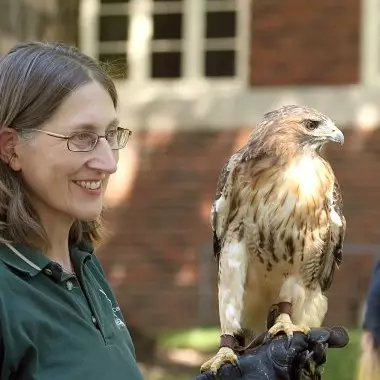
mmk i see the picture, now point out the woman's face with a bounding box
[14,81,119,225]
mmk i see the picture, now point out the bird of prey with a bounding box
[200,105,346,374]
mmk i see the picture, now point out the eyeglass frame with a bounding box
[16,127,133,152]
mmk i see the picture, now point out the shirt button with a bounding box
[91,316,97,324]
[44,268,53,276]
[66,281,73,291]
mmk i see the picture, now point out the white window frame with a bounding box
[361,0,380,85]
[79,0,251,91]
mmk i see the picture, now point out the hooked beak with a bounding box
[327,128,344,145]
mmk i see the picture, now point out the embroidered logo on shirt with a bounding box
[99,288,126,329]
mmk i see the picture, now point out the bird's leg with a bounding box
[200,334,241,374]
[265,302,310,343]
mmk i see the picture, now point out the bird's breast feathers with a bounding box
[284,155,329,199]
[215,154,342,273]
[249,155,338,229]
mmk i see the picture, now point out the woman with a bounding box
[0,41,142,379]
[357,261,380,380]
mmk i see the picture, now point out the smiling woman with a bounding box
[0,41,142,380]
[0,42,120,250]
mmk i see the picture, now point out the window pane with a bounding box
[99,15,128,41]
[153,14,182,40]
[101,0,129,3]
[205,50,235,77]
[154,0,182,2]
[99,53,128,79]
[151,52,181,78]
[206,12,236,38]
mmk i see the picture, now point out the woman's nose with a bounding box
[87,138,118,174]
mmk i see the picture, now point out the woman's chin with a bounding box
[72,207,103,222]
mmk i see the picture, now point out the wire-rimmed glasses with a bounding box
[18,127,132,152]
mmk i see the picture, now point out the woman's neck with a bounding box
[39,212,74,273]
[46,240,72,273]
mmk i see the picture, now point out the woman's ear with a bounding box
[0,127,21,171]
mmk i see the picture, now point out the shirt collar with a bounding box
[70,240,94,270]
[0,243,51,276]
[0,241,94,279]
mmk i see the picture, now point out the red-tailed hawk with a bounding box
[201,105,346,373]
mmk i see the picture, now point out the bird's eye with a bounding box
[303,119,320,131]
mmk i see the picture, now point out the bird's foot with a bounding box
[200,347,238,374]
[264,312,310,344]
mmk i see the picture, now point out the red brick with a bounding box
[250,0,360,85]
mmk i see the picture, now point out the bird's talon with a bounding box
[263,332,273,345]
[267,313,311,342]
[200,347,238,375]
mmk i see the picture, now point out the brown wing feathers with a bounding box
[318,180,346,292]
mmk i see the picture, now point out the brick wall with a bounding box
[251,0,361,85]
[97,125,380,332]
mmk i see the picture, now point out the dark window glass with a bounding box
[153,14,182,40]
[99,53,128,79]
[99,15,128,41]
[205,50,235,77]
[206,11,236,38]
[151,52,181,78]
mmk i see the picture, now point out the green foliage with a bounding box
[323,329,361,380]
[159,327,220,353]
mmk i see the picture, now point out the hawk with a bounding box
[201,105,346,374]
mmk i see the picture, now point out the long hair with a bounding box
[0,41,118,249]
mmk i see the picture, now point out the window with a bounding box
[79,0,249,84]
[361,0,380,85]
[150,1,183,78]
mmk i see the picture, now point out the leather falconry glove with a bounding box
[194,326,349,380]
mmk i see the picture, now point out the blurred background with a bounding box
[2,0,380,378]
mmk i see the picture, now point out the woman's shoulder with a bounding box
[0,243,49,280]
[0,261,16,291]
[0,245,24,282]
[0,249,25,315]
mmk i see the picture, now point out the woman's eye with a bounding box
[107,130,117,138]
[70,132,96,148]
[76,132,91,140]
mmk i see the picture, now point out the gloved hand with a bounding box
[195,326,349,380]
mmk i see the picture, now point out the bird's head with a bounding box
[251,105,344,156]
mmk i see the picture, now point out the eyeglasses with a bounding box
[18,127,132,152]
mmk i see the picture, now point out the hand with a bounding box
[195,326,349,380]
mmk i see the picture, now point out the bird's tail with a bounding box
[356,345,380,380]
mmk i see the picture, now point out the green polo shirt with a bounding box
[0,241,143,380]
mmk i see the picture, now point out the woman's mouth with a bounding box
[74,180,102,190]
